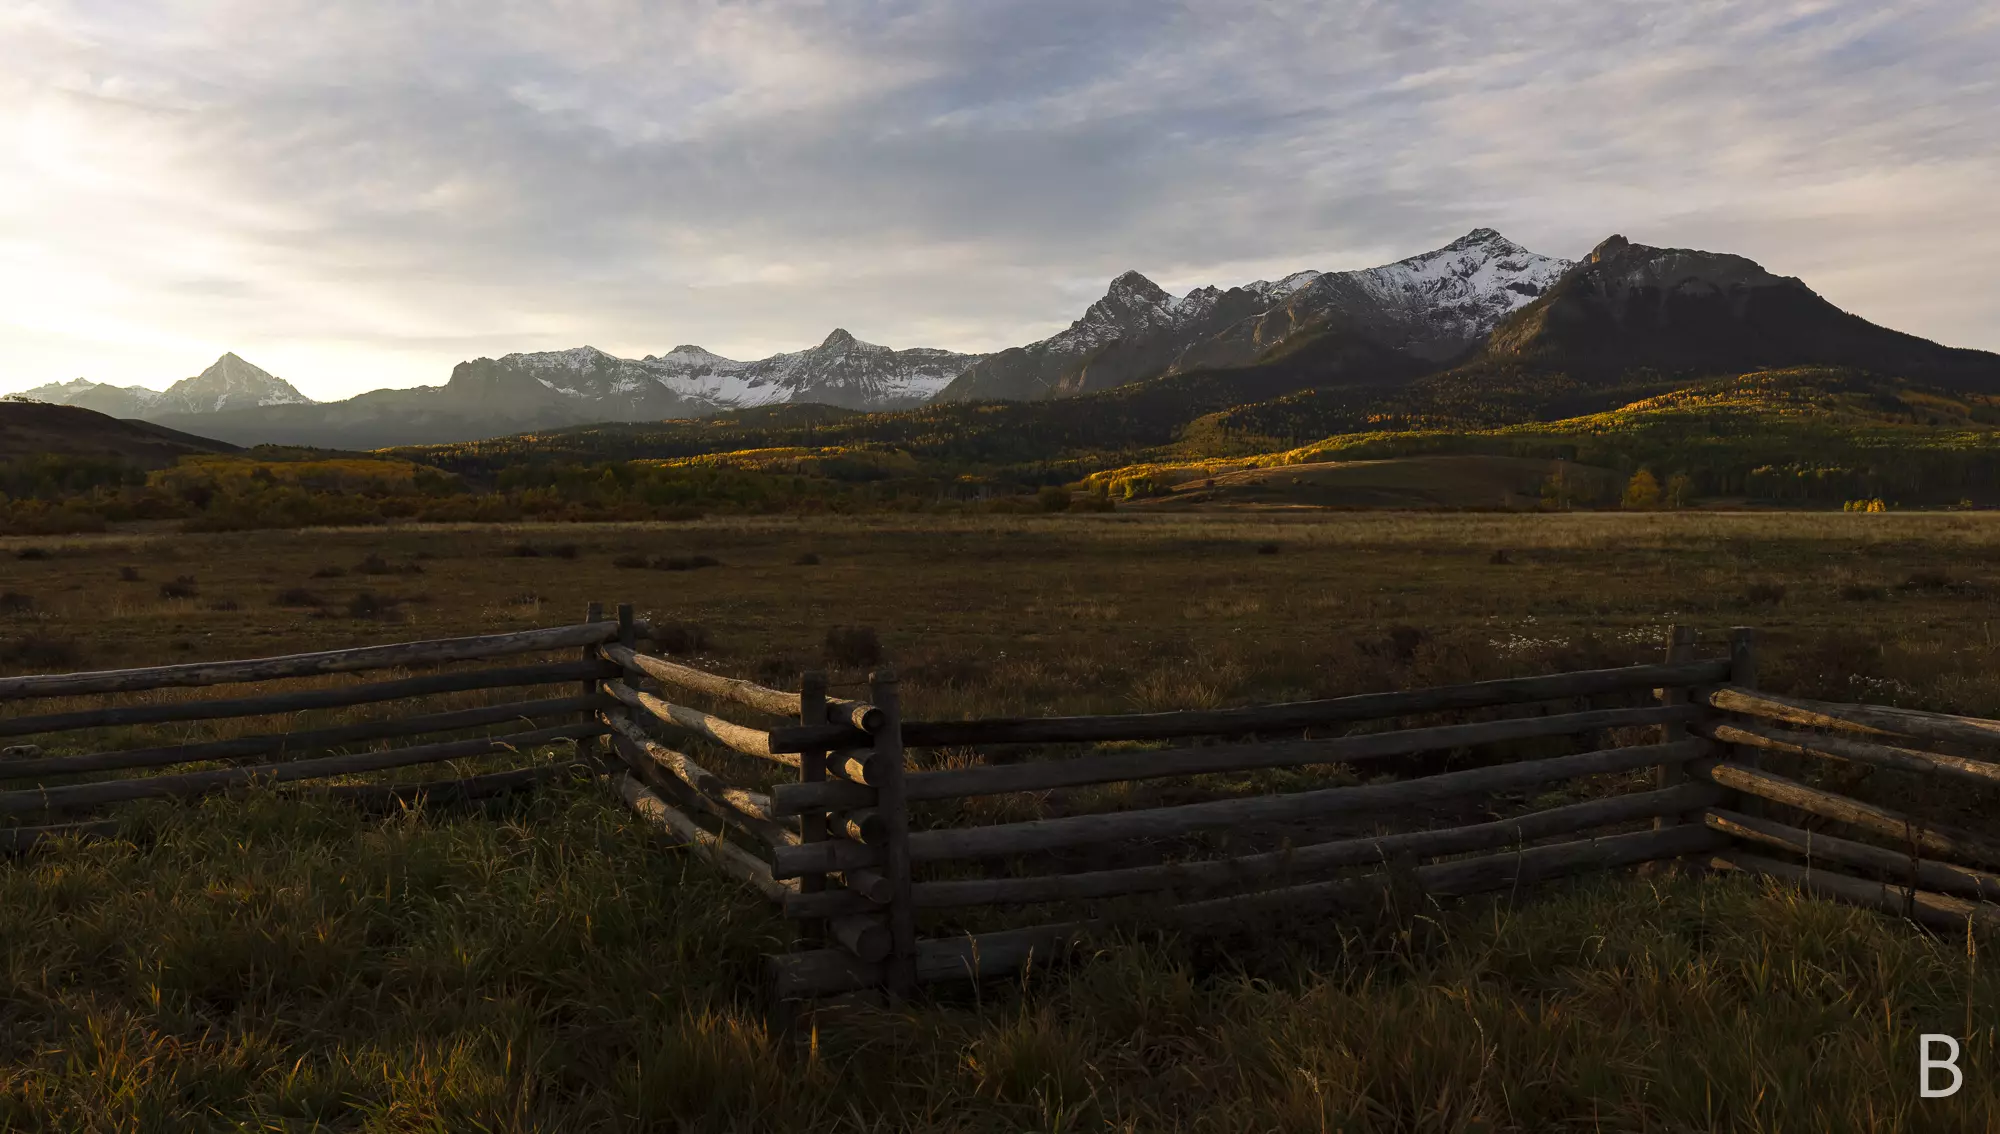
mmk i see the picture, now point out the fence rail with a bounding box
[12,609,2000,1013]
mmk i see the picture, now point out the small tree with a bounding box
[1622,469,1661,510]
[1664,473,1694,509]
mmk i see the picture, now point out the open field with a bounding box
[6,511,2000,1129]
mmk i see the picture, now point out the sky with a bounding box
[1,0,1995,400]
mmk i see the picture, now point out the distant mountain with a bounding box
[937,229,1571,402]
[1478,235,2000,386]
[19,353,315,418]
[0,401,237,466]
[140,331,983,450]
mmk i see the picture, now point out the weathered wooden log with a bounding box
[869,670,919,999]
[1703,808,2000,904]
[600,713,778,823]
[767,659,1731,752]
[0,659,620,742]
[835,808,888,845]
[0,722,606,815]
[615,774,794,903]
[829,914,892,963]
[1174,824,1728,923]
[1702,760,2000,869]
[602,680,793,766]
[610,732,797,848]
[843,867,895,904]
[770,704,1698,814]
[0,622,625,702]
[1711,849,2000,932]
[0,695,607,781]
[767,921,1086,998]
[795,670,831,948]
[0,819,120,852]
[1654,625,1697,829]
[1699,684,2000,754]
[1697,718,2000,787]
[784,781,1724,917]
[601,645,882,733]
[770,825,1715,996]
[772,739,1704,876]
[306,762,588,808]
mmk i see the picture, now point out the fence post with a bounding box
[797,671,830,949]
[870,668,918,999]
[580,602,606,771]
[1729,627,1761,817]
[1654,623,1697,830]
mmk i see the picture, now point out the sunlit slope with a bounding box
[1099,369,2000,507]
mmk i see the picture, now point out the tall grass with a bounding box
[1,786,1995,1130]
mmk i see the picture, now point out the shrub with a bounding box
[159,576,199,599]
[1743,582,1787,605]
[824,625,883,668]
[273,588,324,608]
[205,599,240,612]
[0,632,82,670]
[1255,541,1281,556]
[117,566,142,582]
[612,552,650,569]
[346,591,402,620]
[1839,583,1887,602]
[0,591,32,614]
[1037,485,1072,513]
[548,543,579,560]
[311,565,347,579]
[506,543,540,557]
[654,555,722,571]
[793,552,822,566]
[1489,549,1513,565]
[1900,570,1958,592]
[14,547,50,561]
[654,621,712,656]
[356,554,422,576]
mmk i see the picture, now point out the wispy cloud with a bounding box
[2,0,1995,397]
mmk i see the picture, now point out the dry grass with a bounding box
[5,511,2000,1127]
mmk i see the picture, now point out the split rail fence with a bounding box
[9,610,2000,1005]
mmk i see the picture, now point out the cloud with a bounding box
[1,0,1995,397]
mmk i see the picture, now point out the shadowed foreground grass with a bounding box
[2,782,1995,1131]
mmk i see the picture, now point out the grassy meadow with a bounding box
[4,510,2000,1129]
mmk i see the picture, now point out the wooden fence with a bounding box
[0,605,641,849]
[11,610,2000,1006]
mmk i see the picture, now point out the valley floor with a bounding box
[4,512,2000,1128]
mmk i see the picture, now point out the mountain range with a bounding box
[13,229,1999,451]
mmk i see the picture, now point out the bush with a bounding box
[654,555,722,571]
[1743,582,1787,605]
[117,565,142,582]
[1489,549,1513,565]
[793,552,822,566]
[311,565,347,579]
[824,625,883,668]
[506,543,541,558]
[273,588,325,608]
[654,621,712,656]
[14,547,50,561]
[1900,570,1959,592]
[206,599,240,612]
[160,576,199,599]
[612,552,650,569]
[356,554,421,576]
[0,591,32,614]
[1255,541,1281,556]
[346,591,402,621]
[548,543,579,560]
[1037,486,1072,513]
[1839,583,1887,602]
[0,632,82,670]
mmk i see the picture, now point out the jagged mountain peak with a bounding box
[166,353,315,411]
[819,328,860,349]
[1105,270,1169,305]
